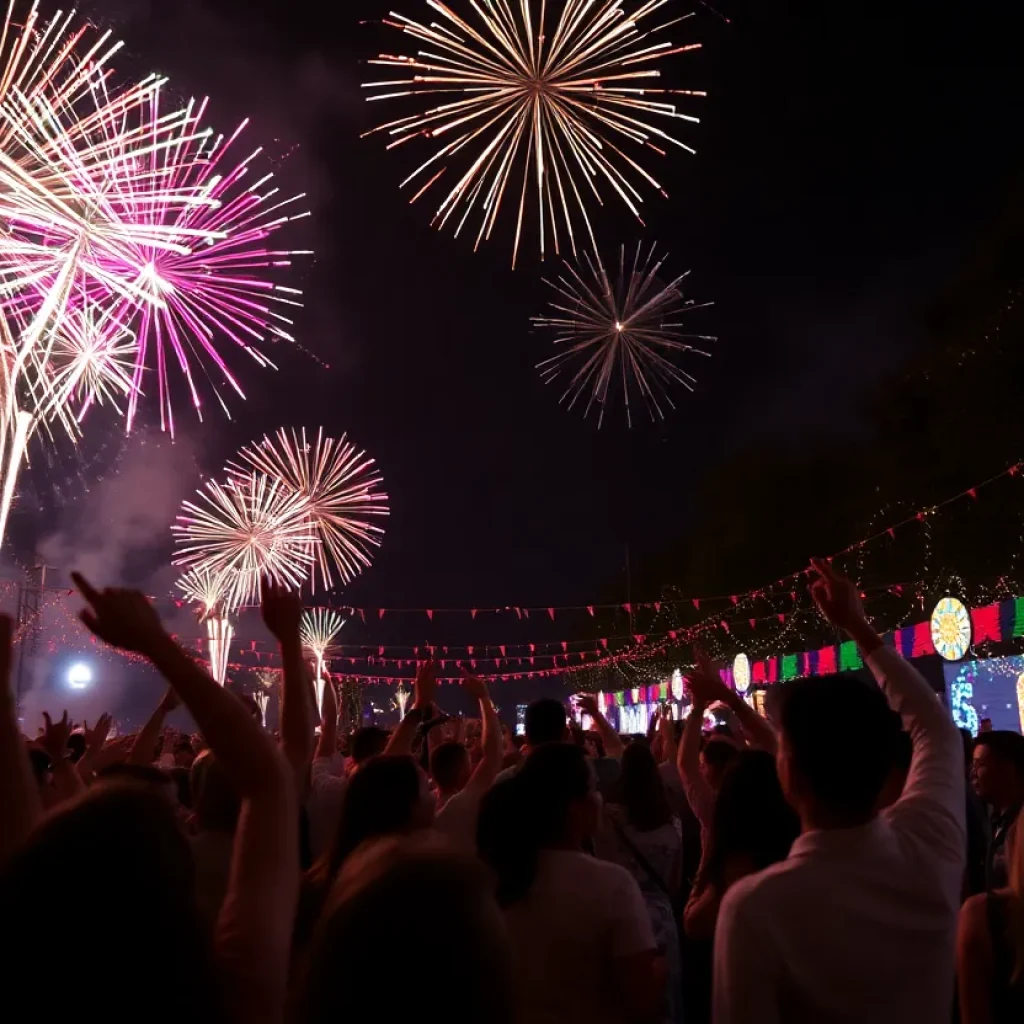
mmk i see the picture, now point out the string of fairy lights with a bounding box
[8,456,1024,691]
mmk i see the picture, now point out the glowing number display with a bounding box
[950,665,980,735]
[733,653,751,694]
[930,597,972,661]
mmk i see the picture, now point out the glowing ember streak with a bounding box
[172,470,317,610]
[532,242,714,427]
[363,0,705,265]
[301,607,345,712]
[232,427,389,591]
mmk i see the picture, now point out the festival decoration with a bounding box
[670,669,684,701]
[533,243,714,427]
[362,0,704,266]
[232,427,389,590]
[732,652,750,694]
[930,597,972,662]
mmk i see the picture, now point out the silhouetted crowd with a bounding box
[2,561,1023,1023]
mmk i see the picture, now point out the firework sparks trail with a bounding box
[205,612,233,685]
[254,687,270,726]
[177,565,234,684]
[362,0,705,266]
[172,470,318,610]
[300,607,345,712]
[233,427,389,591]
[532,242,715,427]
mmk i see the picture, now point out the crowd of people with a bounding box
[2,560,1024,1023]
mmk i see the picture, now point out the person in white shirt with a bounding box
[478,742,663,1024]
[432,672,504,852]
[714,558,966,1024]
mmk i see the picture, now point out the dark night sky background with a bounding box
[9,0,1024,723]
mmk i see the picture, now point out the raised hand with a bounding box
[72,573,168,657]
[40,710,71,761]
[414,658,438,709]
[685,649,729,709]
[460,668,489,702]
[159,687,182,714]
[260,579,302,645]
[809,557,866,631]
[82,712,112,753]
[577,693,600,718]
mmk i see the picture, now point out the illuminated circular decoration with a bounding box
[732,653,751,694]
[930,596,972,662]
[670,669,684,701]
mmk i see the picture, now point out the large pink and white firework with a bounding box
[0,3,311,550]
[231,427,390,591]
[172,470,318,610]
[115,95,311,435]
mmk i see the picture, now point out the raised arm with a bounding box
[262,582,314,794]
[809,559,965,863]
[75,713,112,783]
[461,672,502,798]
[314,674,338,762]
[577,694,625,759]
[677,679,715,830]
[386,660,437,756]
[0,615,41,862]
[128,687,179,765]
[72,574,298,1024]
[690,651,777,755]
[38,711,84,804]
[657,706,679,765]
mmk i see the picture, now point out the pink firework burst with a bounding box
[116,94,312,434]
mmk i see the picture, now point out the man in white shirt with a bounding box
[714,558,966,1024]
[432,673,503,852]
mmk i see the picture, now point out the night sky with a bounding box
[10,0,1024,722]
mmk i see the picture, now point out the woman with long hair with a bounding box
[958,806,1024,1022]
[682,749,800,1022]
[297,755,434,947]
[477,743,663,1024]
[597,742,684,1024]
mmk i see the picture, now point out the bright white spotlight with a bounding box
[67,663,93,690]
